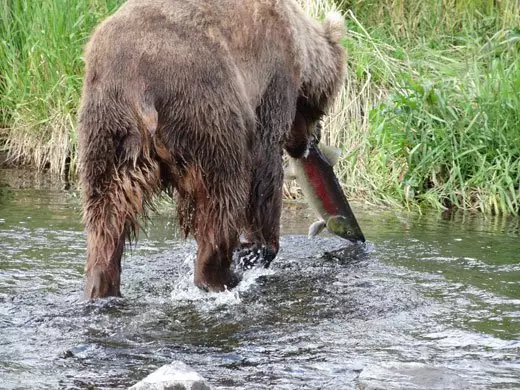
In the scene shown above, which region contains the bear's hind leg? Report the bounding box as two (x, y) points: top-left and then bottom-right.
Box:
(175, 126), (252, 291)
(82, 158), (162, 299)
(194, 239), (240, 292)
(177, 164), (249, 292)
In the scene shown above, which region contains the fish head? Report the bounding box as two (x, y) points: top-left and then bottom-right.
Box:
(326, 215), (366, 243)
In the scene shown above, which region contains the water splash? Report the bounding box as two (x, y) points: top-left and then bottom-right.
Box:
(169, 253), (275, 307)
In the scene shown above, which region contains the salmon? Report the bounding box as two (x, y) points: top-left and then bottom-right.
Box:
(287, 139), (365, 243)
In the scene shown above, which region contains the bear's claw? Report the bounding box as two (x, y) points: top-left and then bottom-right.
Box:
(233, 243), (277, 270)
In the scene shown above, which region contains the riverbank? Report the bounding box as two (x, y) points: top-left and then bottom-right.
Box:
(1, 0), (519, 214)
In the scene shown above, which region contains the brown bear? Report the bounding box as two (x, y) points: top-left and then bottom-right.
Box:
(78, 0), (346, 298)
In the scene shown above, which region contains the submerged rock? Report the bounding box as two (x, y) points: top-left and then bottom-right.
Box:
(129, 361), (211, 390)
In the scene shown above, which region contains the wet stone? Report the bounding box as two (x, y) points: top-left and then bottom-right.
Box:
(130, 361), (211, 390)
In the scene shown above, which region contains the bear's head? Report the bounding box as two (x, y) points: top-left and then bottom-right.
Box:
(291, 11), (346, 155)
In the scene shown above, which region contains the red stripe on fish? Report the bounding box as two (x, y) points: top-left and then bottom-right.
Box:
(301, 152), (337, 216)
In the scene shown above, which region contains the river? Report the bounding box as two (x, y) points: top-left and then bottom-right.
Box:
(0, 169), (519, 389)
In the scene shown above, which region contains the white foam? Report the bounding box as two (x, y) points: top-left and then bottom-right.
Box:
(169, 254), (274, 307)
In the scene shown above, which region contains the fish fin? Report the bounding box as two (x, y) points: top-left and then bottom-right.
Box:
(319, 143), (342, 166)
(308, 220), (326, 238)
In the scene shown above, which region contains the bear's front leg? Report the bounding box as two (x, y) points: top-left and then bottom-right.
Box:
(194, 241), (240, 292)
(239, 145), (283, 270)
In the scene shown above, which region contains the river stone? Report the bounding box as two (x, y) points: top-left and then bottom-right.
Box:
(129, 361), (211, 390)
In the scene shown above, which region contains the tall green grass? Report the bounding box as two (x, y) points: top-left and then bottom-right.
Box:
(313, 0), (520, 214)
(0, 0), (123, 175)
(1, 0), (519, 214)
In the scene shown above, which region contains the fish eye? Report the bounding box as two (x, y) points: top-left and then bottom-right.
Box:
(347, 230), (352, 235)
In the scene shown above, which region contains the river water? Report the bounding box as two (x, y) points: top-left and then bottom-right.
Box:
(0, 169), (519, 389)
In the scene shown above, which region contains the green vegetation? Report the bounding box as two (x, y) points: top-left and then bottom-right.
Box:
(312, 0), (520, 214)
(1, 0), (519, 214)
(0, 0), (123, 175)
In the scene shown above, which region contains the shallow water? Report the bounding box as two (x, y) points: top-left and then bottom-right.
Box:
(0, 170), (519, 389)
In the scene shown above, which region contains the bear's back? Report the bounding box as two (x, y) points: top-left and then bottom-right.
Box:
(82, 0), (305, 102)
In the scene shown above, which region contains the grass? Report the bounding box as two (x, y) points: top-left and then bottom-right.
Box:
(0, 0), (123, 176)
(1, 0), (519, 214)
(309, 0), (520, 214)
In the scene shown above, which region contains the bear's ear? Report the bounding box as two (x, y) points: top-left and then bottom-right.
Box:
(323, 12), (345, 43)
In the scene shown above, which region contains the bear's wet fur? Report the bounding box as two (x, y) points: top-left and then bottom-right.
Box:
(78, 0), (345, 298)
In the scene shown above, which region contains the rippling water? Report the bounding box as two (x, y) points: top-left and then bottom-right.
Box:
(0, 170), (519, 389)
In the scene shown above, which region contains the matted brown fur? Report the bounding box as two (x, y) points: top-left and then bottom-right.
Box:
(78, 0), (346, 298)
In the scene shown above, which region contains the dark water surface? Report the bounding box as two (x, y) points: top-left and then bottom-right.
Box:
(1, 170), (519, 389)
